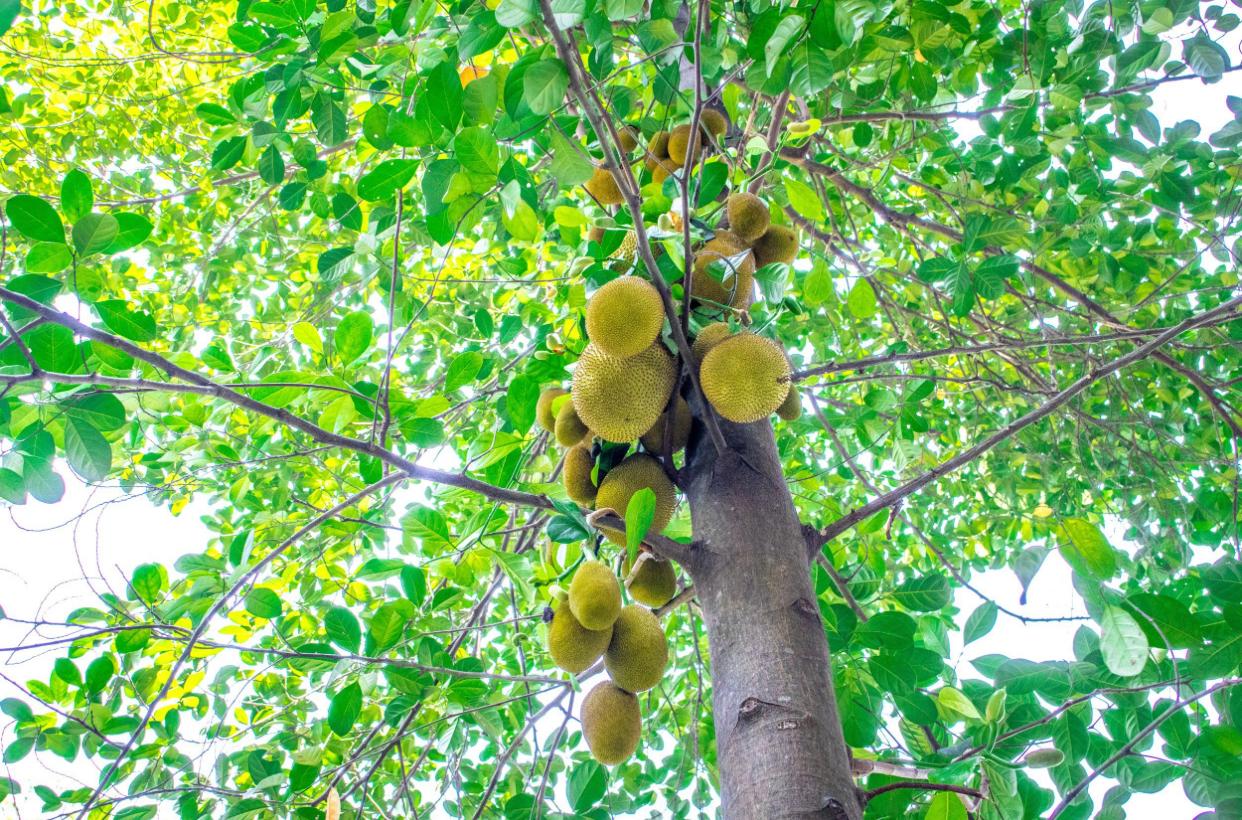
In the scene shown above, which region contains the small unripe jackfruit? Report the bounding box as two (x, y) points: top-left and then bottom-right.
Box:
(595, 454), (677, 546)
(537, 388), (568, 433)
(640, 395), (692, 453)
(644, 131), (670, 170)
(547, 598), (611, 673)
(776, 384), (802, 421)
(605, 604), (669, 692)
(622, 554), (678, 607)
(691, 235), (755, 309)
(586, 277), (665, 359)
(572, 343), (677, 443)
(726, 193), (770, 244)
(667, 124), (701, 166)
(568, 560), (622, 630)
(651, 158), (678, 185)
(581, 682), (641, 765)
(585, 166), (624, 205)
(700, 333), (791, 423)
(617, 126), (639, 154)
(555, 400), (591, 447)
(563, 444), (598, 505)
(691, 322), (733, 361)
(699, 108), (728, 137)
(752, 225), (799, 268)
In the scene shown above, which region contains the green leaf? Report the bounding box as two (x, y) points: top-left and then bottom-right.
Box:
(924, 790), (968, 820)
(495, 0), (534, 27)
(917, 257), (957, 282)
(1185, 35), (1230, 80)
(244, 588), (283, 619)
(568, 761), (607, 811)
(104, 213), (154, 253)
(131, 563), (165, 604)
(292, 321), (323, 353)
(24, 242), (72, 273)
(624, 487), (657, 564)
(604, 0), (640, 21)
(195, 103), (236, 125)
(325, 607), (361, 653)
(1057, 518), (1119, 580)
(445, 350), (484, 391)
(846, 278), (877, 319)
(6, 195), (65, 243)
(765, 17), (804, 77)
(1100, 605), (1148, 677)
(936, 686), (981, 720)
(64, 418), (112, 482)
(60, 169), (93, 222)
(357, 159), (418, 201)
(368, 600), (414, 651)
(84, 655), (115, 694)
(211, 136), (247, 171)
(335, 311), (374, 364)
(257, 146), (285, 184)
(328, 682), (362, 736)
(0, 0), (21, 36)
(95, 300), (157, 341)
(3, 737), (33, 764)
(25, 324), (77, 372)
(523, 59), (569, 116)
(891, 574), (950, 611)
(854, 611), (916, 650)
(53, 658), (81, 687)
(318, 394), (357, 434)
(426, 60), (462, 130)
(454, 127), (499, 176)
(505, 374), (540, 434)
(401, 565), (427, 606)
(948, 262), (974, 317)
(72, 213), (119, 256)
(784, 176), (824, 222)
(963, 601), (997, 645)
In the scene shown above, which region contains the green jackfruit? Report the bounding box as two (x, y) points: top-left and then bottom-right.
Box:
(547, 598), (611, 674)
(691, 322), (733, 361)
(699, 333), (791, 423)
(563, 445), (598, 505)
(726, 192), (770, 244)
(622, 554), (677, 607)
(690, 234), (755, 309)
(585, 166), (624, 205)
(571, 343), (676, 443)
(752, 224), (799, 268)
(640, 395), (692, 454)
(595, 453), (676, 546)
(586, 276), (665, 358)
(700, 108), (727, 137)
(667, 123), (701, 166)
(568, 560), (622, 630)
(555, 400), (591, 447)
(581, 682), (641, 765)
(537, 388), (568, 433)
(644, 131), (670, 171)
(776, 384), (802, 421)
(605, 604), (668, 692)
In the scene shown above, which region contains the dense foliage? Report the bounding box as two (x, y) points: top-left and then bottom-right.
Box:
(2, 0), (1242, 816)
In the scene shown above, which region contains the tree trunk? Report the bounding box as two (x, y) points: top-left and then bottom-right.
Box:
(682, 416), (861, 820)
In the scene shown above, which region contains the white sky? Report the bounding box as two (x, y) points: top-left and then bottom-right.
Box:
(2, 29), (1242, 820)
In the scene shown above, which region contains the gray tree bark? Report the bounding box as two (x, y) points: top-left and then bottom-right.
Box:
(681, 416), (861, 820)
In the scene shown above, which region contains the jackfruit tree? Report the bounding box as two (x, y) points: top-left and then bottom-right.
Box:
(2, 0), (1242, 817)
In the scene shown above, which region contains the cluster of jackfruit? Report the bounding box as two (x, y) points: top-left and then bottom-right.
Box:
(545, 558), (674, 765)
(689, 192), (800, 312)
(583, 111), (728, 205)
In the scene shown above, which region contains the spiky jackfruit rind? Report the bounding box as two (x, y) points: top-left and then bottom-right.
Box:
(639, 395), (692, 454)
(726, 193), (771, 244)
(585, 166), (624, 205)
(776, 384), (802, 421)
(752, 224), (800, 268)
(568, 560), (622, 631)
(667, 124), (701, 166)
(581, 682), (641, 765)
(571, 343), (677, 443)
(644, 131), (670, 170)
(537, 388), (568, 433)
(585, 277), (665, 359)
(622, 555), (678, 607)
(700, 108), (728, 137)
(691, 322), (733, 362)
(547, 598), (612, 673)
(554, 400), (591, 447)
(563, 444), (598, 505)
(595, 453), (677, 546)
(700, 333), (792, 423)
(650, 158), (678, 185)
(604, 605), (669, 693)
(691, 235), (755, 309)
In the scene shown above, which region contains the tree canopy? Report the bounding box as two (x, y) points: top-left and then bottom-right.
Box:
(2, 0), (1242, 816)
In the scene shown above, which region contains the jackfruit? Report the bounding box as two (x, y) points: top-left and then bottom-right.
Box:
(752, 224), (799, 268)
(699, 333), (791, 423)
(690, 235), (755, 309)
(726, 193), (770, 244)
(604, 604), (669, 692)
(571, 343), (676, 443)
(691, 322), (732, 361)
(569, 559), (622, 630)
(776, 384), (802, 421)
(595, 453), (677, 546)
(644, 131), (670, 171)
(588, 225), (606, 244)
(585, 166), (624, 205)
(586, 277), (665, 358)
(616, 231), (638, 261)
(547, 598), (611, 673)
(667, 123), (700, 166)
(563, 444), (598, 505)
(537, 387), (568, 433)
(555, 400), (591, 447)
(640, 395), (692, 453)
(651, 158), (678, 185)
(700, 108), (727, 137)
(617, 126), (639, 154)
(581, 682), (641, 765)
(622, 554), (678, 607)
